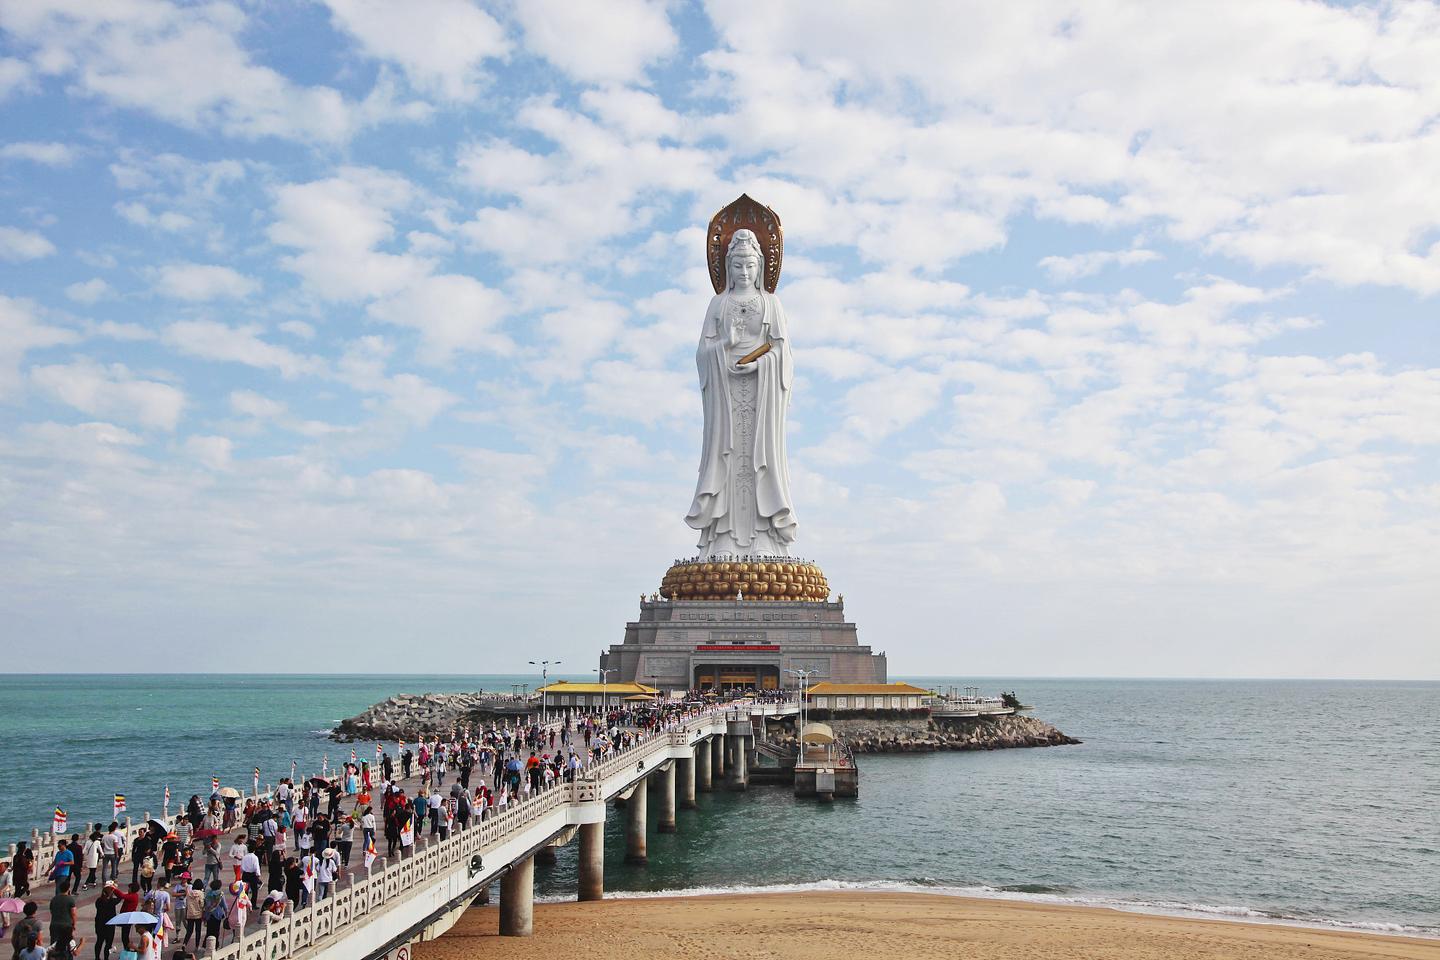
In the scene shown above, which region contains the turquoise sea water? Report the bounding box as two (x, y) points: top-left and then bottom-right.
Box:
(2, 675), (1435, 935)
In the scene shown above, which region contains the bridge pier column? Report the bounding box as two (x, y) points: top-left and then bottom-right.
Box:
(696, 739), (713, 792)
(657, 764), (677, 833)
(499, 855), (534, 937)
(712, 732), (725, 777)
(678, 751), (697, 809)
(726, 719), (751, 791)
(578, 821), (604, 901)
(535, 845), (557, 866)
(624, 777), (648, 864)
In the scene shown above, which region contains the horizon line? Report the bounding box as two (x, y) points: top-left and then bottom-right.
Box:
(1, 672), (1434, 683)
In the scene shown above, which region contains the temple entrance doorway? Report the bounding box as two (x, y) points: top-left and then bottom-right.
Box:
(693, 664), (780, 691)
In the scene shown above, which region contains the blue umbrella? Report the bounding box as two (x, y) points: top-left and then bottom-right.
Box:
(107, 911), (158, 926)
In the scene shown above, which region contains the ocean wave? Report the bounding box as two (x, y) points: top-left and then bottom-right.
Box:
(539, 879), (1439, 939)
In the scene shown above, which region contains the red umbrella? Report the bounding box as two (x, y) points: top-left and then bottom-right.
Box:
(192, 828), (224, 839)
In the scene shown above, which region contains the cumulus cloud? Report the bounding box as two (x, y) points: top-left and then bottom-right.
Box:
(31, 358), (186, 430)
(367, 273), (511, 363)
(0, 0), (426, 141)
(1039, 248), (1162, 282)
(0, 225), (56, 261)
(154, 262), (259, 301)
(163, 321), (319, 379)
(269, 167), (429, 300)
(229, 389), (286, 420)
(65, 278), (113, 303)
(322, 0), (508, 100)
(0, 141), (75, 165)
(0, 295), (79, 399)
(515, 0), (677, 84)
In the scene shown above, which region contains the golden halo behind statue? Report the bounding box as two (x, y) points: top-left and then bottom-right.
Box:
(708, 193), (783, 294)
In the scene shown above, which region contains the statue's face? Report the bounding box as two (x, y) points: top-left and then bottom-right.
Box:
(730, 254), (760, 290)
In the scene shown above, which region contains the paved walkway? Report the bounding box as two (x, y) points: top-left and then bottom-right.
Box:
(11, 728), (598, 955)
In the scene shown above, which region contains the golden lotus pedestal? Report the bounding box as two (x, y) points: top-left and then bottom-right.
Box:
(659, 558), (830, 602)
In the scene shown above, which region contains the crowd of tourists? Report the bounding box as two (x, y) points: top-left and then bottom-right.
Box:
(2, 697), (732, 960)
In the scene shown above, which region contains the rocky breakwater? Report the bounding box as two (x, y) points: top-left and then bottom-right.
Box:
(331, 692), (519, 742)
(826, 714), (1079, 753)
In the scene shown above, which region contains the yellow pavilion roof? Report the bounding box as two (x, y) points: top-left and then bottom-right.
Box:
(805, 682), (930, 696)
(536, 680), (659, 695)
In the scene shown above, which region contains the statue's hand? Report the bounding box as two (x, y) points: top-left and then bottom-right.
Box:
(732, 358), (759, 374)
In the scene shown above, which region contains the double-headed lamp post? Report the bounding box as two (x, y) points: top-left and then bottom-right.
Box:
(530, 659), (561, 723)
(786, 667), (815, 733)
(594, 667), (614, 717)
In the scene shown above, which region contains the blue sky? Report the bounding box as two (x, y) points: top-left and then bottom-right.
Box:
(1, 0), (1436, 678)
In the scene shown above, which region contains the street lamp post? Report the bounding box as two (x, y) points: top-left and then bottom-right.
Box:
(529, 660), (562, 724)
(785, 667), (815, 734)
(593, 667), (614, 718)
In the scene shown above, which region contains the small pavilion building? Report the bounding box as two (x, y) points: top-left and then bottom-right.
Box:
(805, 681), (931, 714)
(537, 680), (658, 711)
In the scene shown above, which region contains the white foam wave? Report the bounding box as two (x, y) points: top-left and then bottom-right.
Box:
(540, 879), (1438, 939)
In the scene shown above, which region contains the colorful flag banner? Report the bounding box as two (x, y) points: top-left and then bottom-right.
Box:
(52, 807), (66, 834)
(375, 743), (382, 759)
(363, 834), (376, 870)
(211, 776), (220, 793)
(322, 755), (328, 776)
(113, 793), (126, 816)
(253, 767), (261, 793)
(350, 747), (357, 763)
(399, 818), (414, 847)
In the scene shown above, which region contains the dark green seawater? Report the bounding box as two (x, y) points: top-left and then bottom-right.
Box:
(3, 675), (1435, 935)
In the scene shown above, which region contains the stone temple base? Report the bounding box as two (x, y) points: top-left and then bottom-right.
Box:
(598, 596), (886, 691)
(659, 558), (829, 602)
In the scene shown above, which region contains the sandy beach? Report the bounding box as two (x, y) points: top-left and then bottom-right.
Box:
(417, 891), (1440, 960)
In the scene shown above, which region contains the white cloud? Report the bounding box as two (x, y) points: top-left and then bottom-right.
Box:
(65, 278), (113, 303)
(229, 389), (286, 420)
(457, 98), (716, 265)
(278, 320), (316, 340)
(89, 320), (154, 342)
(0, 56), (31, 99)
(1039, 248), (1162, 282)
(0, 141), (75, 165)
(322, 0), (508, 100)
(0, 1), (426, 142)
(515, 0), (677, 84)
(582, 361), (691, 425)
(184, 434), (232, 470)
(334, 336), (458, 426)
(0, 295), (79, 399)
(31, 358), (185, 431)
(116, 201), (194, 232)
(367, 273), (511, 363)
(269, 167), (430, 300)
(163, 321), (319, 379)
(697, 1), (1440, 289)
(0, 225), (56, 261)
(154, 262), (259, 301)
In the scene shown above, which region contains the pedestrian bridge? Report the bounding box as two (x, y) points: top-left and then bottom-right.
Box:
(204, 701), (797, 960)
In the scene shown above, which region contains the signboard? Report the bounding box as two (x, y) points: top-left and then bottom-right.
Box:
(695, 644), (781, 651)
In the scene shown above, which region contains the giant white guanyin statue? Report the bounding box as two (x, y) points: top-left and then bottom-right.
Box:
(685, 221), (797, 558)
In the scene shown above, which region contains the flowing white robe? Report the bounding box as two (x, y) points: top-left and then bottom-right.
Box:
(685, 291), (797, 556)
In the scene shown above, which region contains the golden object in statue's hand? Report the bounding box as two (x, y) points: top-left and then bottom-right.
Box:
(736, 343), (771, 365)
